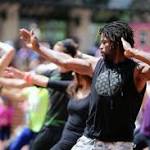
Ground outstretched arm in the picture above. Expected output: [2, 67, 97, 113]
[121, 38, 150, 65]
[2, 67, 71, 90]
[0, 77, 30, 88]
[0, 42, 15, 75]
[3, 67, 49, 88]
[19, 29, 98, 76]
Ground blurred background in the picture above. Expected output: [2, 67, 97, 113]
[0, 0, 150, 149]
[0, 0, 150, 53]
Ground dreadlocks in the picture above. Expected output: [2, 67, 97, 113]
[99, 21, 134, 52]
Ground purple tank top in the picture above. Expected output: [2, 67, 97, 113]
[141, 97, 150, 136]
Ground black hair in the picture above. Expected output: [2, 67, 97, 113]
[99, 21, 134, 52]
[61, 39, 78, 57]
[67, 73, 92, 97]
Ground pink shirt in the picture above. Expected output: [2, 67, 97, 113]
[0, 105, 14, 126]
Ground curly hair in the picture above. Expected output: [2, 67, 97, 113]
[99, 21, 134, 52]
[62, 39, 78, 57]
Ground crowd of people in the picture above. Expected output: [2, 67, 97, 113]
[0, 21, 150, 150]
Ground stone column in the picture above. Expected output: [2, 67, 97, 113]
[69, 8, 93, 52]
[2, 3, 19, 42]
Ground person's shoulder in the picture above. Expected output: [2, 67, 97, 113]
[147, 82, 150, 92]
[96, 57, 104, 65]
[125, 58, 138, 68]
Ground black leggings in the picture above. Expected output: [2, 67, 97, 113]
[30, 126, 64, 150]
[51, 138, 76, 150]
[51, 129, 81, 150]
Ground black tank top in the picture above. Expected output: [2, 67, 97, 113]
[66, 95, 90, 133]
[84, 58, 146, 141]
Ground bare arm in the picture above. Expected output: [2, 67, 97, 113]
[122, 37, 150, 91]
[0, 77, 30, 88]
[3, 67, 49, 88]
[121, 38, 150, 65]
[2, 68, 73, 90]
[76, 50, 96, 60]
[35, 45, 98, 76]
[0, 75, 49, 88]
[131, 50, 150, 65]
[0, 42, 15, 75]
[19, 28, 98, 76]
[64, 57, 98, 76]
[134, 64, 150, 92]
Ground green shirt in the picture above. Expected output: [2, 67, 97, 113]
[23, 86, 49, 132]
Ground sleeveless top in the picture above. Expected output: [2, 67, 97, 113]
[65, 94, 90, 134]
[84, 58, 146, 141]
[23, 86, 49, 132]
[141, 97, 150, 136]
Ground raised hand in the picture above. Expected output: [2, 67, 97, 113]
[121, 37, 136, 58]
[19, 28, 40, 51]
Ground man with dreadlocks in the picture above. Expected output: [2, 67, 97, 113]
[19, 21, 150, 150]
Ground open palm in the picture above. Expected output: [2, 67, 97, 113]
[121, 37, 135, 58]
[20, 28, 39, 51]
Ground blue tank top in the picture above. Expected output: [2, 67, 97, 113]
[84, 58, 146, 141]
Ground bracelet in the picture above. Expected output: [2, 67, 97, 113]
[23, 73, 33, 85]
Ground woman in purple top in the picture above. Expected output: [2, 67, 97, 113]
[134, 82, 150, 150]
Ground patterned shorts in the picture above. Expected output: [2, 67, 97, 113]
[71, 135, 134, 150]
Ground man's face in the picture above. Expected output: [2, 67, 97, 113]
[99, 33, 115, 61]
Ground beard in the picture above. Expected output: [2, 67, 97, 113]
[102, 52, 114, 63]
[102, 51, 117, 64]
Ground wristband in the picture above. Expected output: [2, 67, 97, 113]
[23, 73, 33, 84]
